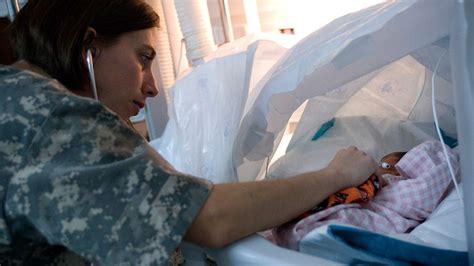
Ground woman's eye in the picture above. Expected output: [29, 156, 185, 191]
[141, 55, 152, 65]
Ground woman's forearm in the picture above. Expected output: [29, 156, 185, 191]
[184, 146, 376, 248]
[184, 167, 345, 248]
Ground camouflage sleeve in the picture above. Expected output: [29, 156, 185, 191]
[4, 95, 212, 265]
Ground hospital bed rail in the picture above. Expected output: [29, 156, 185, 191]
[181, 234, 342, 265]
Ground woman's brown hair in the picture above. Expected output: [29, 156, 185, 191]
[10, 0, 159, 90]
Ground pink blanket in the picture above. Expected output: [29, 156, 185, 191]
[273, 140, 458, 250]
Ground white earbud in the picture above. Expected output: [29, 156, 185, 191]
[86, 49, 98, 101]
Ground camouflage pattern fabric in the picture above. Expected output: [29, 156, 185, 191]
[0, 65, 212, 265]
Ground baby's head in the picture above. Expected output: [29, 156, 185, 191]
[376, 151, 407, 177]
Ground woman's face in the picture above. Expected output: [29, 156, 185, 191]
[91, 28, 159, 121]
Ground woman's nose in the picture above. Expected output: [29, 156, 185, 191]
[144, 72, 159, 97]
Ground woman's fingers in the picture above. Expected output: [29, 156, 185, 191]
[327, 147, 376, 187]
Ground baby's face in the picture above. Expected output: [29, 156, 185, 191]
[375, 154, 401, 177]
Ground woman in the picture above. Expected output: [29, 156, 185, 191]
[0, 0, 375, 264]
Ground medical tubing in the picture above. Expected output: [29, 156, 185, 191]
[161, 0, 188, 77]
[6, 0, 20, 22]
[218, 0, 234, 42]
[431, 50, 464, 207]
[264, 155, 270, 179]
[175, 38, 186, 77]
[174, 0, 216, 65]
[149, 0, 176, 91]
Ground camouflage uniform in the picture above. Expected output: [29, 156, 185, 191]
[0, 65, 212, 265]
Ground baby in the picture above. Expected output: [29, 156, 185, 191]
[273, 140, 457, 250]
[295, 151, 406, 221]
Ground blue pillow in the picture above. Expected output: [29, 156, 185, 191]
[312, 118, 335, 141]
[437, 125, 458, 148]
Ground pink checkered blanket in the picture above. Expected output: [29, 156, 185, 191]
[273, 140, 458, 250]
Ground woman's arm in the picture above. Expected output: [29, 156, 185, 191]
[184, 146, 376, 248]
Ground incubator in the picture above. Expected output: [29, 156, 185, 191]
[149, 0, 473, 264]
[3, 0, 469, 263]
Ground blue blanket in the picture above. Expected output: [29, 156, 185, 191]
[326, 225, 468, 265]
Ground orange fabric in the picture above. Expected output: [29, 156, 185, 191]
[325, 174, 380, 208]
[296, 174, 381, 220]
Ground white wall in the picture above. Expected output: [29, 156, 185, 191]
[206, 0, 385, 45]
[257, 0, 385, 36]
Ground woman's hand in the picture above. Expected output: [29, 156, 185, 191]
[326, 146, 376, 188]
[186, 146, 376, 248]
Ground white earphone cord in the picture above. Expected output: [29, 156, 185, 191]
[86, 49, 99, 101]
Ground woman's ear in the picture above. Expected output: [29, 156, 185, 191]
[81, 27, 98, 64]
